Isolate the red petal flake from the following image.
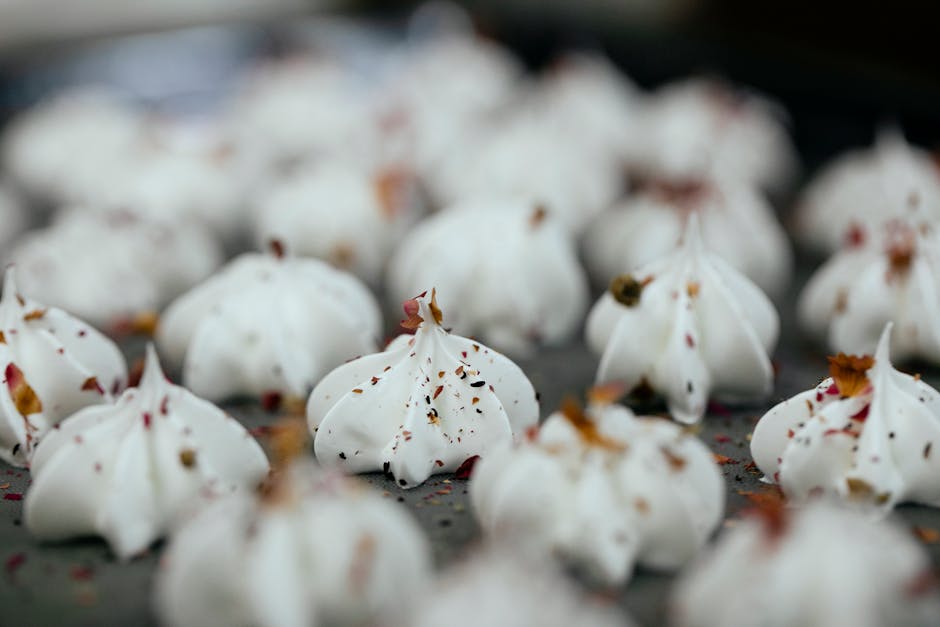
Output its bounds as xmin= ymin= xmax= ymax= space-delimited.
xmin=455 ymin=455 xmax=480 ymax=480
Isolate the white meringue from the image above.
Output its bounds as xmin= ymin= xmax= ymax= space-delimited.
xmin=529 ymin=51 xmax=638 ymax=166
xmin=157 ymin=252 xmax=381 ymax=403
xmin=309 ymin=289 xmax=538 ymax=488
xmin=425 ymin=111 xmax=623 ymax=233
xmin=796 ymin=130 xmax=940 ymax=253
xmin=0 ymin=183 xmax=27 ymax=250
xmin=1 ymin=89 xmax=142 ymax=203
xmin=407 ymin=545 xmax=633 ymax=627
xmin=250 ymin=161 xmax=422 ymax=284
xmin=155 ymin=461 xmax=431 ymax=627
xmin=799 ymin=217 xmax=940 ymax=362
xmin=586 ymin=215 xmax=779 ymax=423
xmin=670 ymin=502 xmax=940 ymax=627
xmin=7 ymin=210 xmax=222 ymax=328
xmin=380 ymin=31 xmax=522 ymax=175
xmin=25 ymin=346 xmax=268 ymax=560
xmin=387 ymin=201 xmax=589 ymax=356
xmin=627 ymin=78 xmax=797 ymax=192
xmin=752 ymin=323 xmax=940 ymax=511
xmin=0 ymin=268 xmax=127 ymax=467
xmin=583 ymin=177 xmax=792 ymax=295
xmin=471 ymin=396 xmax=724 ymax=585
xmin=76 ymin=119 xmax=244 ymax=241
xmin=228 ymin=59 xmax=380 ymax=179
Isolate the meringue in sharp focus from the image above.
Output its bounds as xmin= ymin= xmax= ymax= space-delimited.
xmin=586 ymin=214 xmax=779 ymax=423
xmin=309 ymin=289 xmax=538 ymax=488
xmin=406 ymin=544 xmax=634 ymax=627
xmin=471 ymin=392 xmax=724 ymax=584
xmin=7 ymin=210 xmax=222 ymax=329
xmin=795 ymin=130 xmax=940 ymax=253
xmin=670 ymin=501 xmax=940 ymax=627
xmin=156 ymin=460 xmax=431 ymax=627
xmin=157 ymin=251 xmax=381 ymax=404
xmin=0 ymin=268 xmax=127 ymax=467
xmin=25 ymin=345 xmax=268 ymax=559
xmin=583 ymin=177 xmax=792 ymax=295
xmin=250 ymin=161 xmax=422 ymax=284
xmin=751 ymin=323 xmax=940 ymax=511
xmin=627 ymin=78 xmax=797 ymax=192
xmin=387 ymin=201 xmax=589 ymax=356
xmin=799 ymin=216 xmax=940 ymax=363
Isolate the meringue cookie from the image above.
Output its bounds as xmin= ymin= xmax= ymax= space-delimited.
xmin=0 ymin=268 xmax=127 ymax=467
xmin=407 ymin=545 xmax=633 ymax=627
xmin=587 ymin=214 xmax=779 ymax=423
xmin=425 ymin=112 xmax=623 ymax=233
xmin=752 ymin=323 xmax=940 ymax=511
xmin=380 ymin=31 xmax=522 ymax=175
xmin=228 ymin=59 xmax=380 ymax=179
xmin=75 ymin=119 xmax=244 ymax=241
xmin=471 ymin=396 xmax=724 ymax=584
xmin=155 ymin=461 xmax=431 ymax=627
xmin=387 ymin=201 xmax=589 ymax=356
xmin=25 ymin=345 xmax=268 ymax=560
xmin=670 ymin=502 xmax=940 ymax=627
xmin=157 ymin=252 xmax=381 ymax=403
xmin=627 ymin=78 xmax=797 ymax=192
xmin=583 ymin=177 xmax=792 ymax=295
xmin=309 ymin=290 xmax=538 ymax=488
xmin=799 ymin=217 xmax=940 ymax=362
xmin=251 ymin=161 xmax=422 ymax=284
xmin=795 ymin=130 xmax=940 ymax=253
xmin=7 ymin=210 xmax=222 ymax=328
xmin=529 ymin=51 xmax=638 ymax=166
xmin=0 ymin=183 xmax=27 ymax=250
xmin=1 ymin=89 xmax=142 ymax=203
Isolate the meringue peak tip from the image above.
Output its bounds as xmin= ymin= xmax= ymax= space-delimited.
xmin=400 ymin=288 xmax=444 ymax=330
xmin=680 ymin=211 xmax=705 ymax=250
xmin=141 ymin=343 xmax=166 ymax=385
xmin=874 ymin=322 xmax=894 ymax=366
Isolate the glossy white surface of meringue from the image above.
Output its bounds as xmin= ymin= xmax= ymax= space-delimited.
xmin=471 ymin=396 xmax=724 ymax=584
xmin=309 ymin=290 xmax=538 ymax=488
xmin=752 ymin=323 xmax=940 ymax=511
xmin=387 ymin=201 xmax=589 ymax=356
xmin=583 ymin=178 xmax=792 ymax=295
xmin=251 ymin=161 xmax=422 ymax=284
xmin=7 ymin=210 xmax=222 ymax=328
xmin=671 ymin=502 xmax=940 ymax=627
xmin=407 ymin=544 xmax=634 ymax=627
xmin=155 ymin=461 xmax=431 ymax=627
xmin=25 ymin=346 xmax=268 ymax=559
xmin=0 ymin=268 xmax=127 ymax=467
xmin=627 ymin=78 xmax=797 ymax=192
xmin=586 ymin=215 xmax=779 ymax=423
xmin=157 ymin=251 xmax=381 ymax=403
xmin=796 ymin=130 xmax=940 ymax=253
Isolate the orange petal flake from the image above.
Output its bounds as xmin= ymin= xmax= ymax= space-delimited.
xmin=5 ymin=363 xmax=42 ymax=416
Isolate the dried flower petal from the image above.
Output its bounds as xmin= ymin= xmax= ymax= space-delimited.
xmin=827 ymin=353 xmax=874 ymax=398
xmin=5 ymin=363 xmax=42 ymax=416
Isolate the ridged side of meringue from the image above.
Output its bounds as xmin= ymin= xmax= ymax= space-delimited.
xmin=25 ymin=346 xmax=268 ymax=559
xmin=670 ymin=503 xmax=940 ymax=627
xmin=157 ymin=253 xmax=381 ymax=402
xmin=155 ymin=463 xmax=431 ymax=627
xmin=799 ymin=218 xmax=940 ymax=363
xmin=586 ymin=215 xmax=778 ymax=423
xmin=751 ymin=324 xmax=940 ymax=511
xmin=471 ymin=402 xmax=724 ymax=584
xmin=0 ymin=268 xmax=126 ymax=467
xmin=387 ymin=201 xmax=589 ymax=356
xmin=583 ymin=180 xmax=792 ymax=295
xmin=309 ymin=290 xmax=538 ymax=488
